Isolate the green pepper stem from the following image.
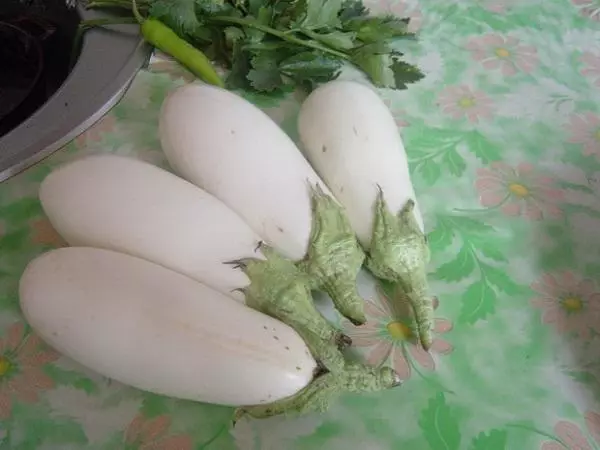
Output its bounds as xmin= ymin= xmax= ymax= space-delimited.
xmin=131 ymin=0 xmax=144 ymax=24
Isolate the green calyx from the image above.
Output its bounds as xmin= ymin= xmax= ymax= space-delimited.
xmin=234 ymin=362 xmax=400 ymax=421
xmin=365 ymin=189 xmax=433 ymax=350
xmin=299 ymin=184 xmax=367 ymax=326
xmin=228 ymin=244 xmax=349 ymax=372
xmin=228 ymin=185 xmax=401 ymax=420
xmin=230 ymin=243 xmax=400 ymax=420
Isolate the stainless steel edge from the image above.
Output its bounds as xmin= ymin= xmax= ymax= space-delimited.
xmin=0 ymin=7 xmax=151 ymax=182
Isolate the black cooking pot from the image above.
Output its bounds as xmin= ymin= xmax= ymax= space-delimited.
xmin=0 ymin=0 xmax=80 ymax=137
xmin=0 ymin=22 xmax=44 ymax=129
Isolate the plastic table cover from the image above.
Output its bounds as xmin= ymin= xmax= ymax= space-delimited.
xmin=1 ymin=0 xmax=600 ymax=448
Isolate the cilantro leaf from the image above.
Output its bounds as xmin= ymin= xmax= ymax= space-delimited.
xmin=351 ymin=42 xmax=401 ymax=88
xmin=149 ymin=0 xmax=229 ymax=36
xmin=338 ymin=0 xmax=369 ymax=21
xmin=202 ymin=27 xmax=229 ymax=62
xmin=279 ymin=51 xmax=342 ymax=81
xmin=245 ymin=6 xmax=274 ymax=43
xmin=352 ymin=52 xmax=395 ymax=88
xmin=302 ymin=30 xmax=357 ymax=51
xmin=226 ymin=40 xmax=252 ymax=89
xmin=224 ymin=26 xmax=245 ymax=46
xmin=136 ymin=0 xmax=425 ymax=92
xmin=391 ymin=56 xmax=424 ymax=89
xmin=344 ymin=15 xmax=411 ymax=43
xmin=150 ymin=0 xmax=202 ymax=35
xmin=292 ymin=0 xmax=344 ymax=29
xmin=247 ymin=53 xmax=285 ymax=91
xmin=247 ymin=0 xmax=264 ymax=16
xmin=269 ymin=0 xmax=301 ymax=29
xmin=256 ymin=6 xmax=274 ymax=25
xmin=195 ymin=0 xmax=228 ymax=14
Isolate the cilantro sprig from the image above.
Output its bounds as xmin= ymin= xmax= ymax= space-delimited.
xmin=86 ymin=0 xmax=425 ymax=92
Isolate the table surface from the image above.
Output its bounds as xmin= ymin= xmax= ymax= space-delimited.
xmin=2 ymin=0 xmax=600 ymax=448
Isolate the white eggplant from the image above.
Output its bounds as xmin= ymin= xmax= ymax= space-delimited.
xmin=38 ymin=153 xmax=349 ymax=366
xmin=39 ymin=153 xmax=258 ymax=302
xmin=297 ymin=81 xmax=433 ymax=350
xmin=298 ymin=80 xmax=424 ymax=242
xmin=159 ymin=84 xmax=324 ymax=261
xmin=19 ymin=247 xmax=317 ymax=406
xmin=159 ymin=83 xmax=368 ymax=326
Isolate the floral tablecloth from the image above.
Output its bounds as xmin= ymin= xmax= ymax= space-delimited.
xmin=2 ymin=0 xmax=600 ymax=448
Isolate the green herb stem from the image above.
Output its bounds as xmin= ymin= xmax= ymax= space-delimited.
xmin=131 ymin=0 xmax=144 ymax=24
xmin=79 ymin=17 xmax=139 ymax=30
xmin=86 ymin=0 xmax=138 ymax=10
xmin=210 ymin=16 xmax=350 ymax=60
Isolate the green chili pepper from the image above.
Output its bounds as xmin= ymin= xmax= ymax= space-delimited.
xmin=132 ymin=0 xmax=224 ymax=88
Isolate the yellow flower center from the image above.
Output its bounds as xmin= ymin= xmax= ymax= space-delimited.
xmin=0 ymin=357 xmax=11 ymax=377
xmin=563 ymin=297 xmax=583 ymax=311
xmin=495 ymin=47 xmax=510 ymax=58
xmin=458 ymin=97 xmax=475 ymax=108
xmin=386 ymin=321 xmax=413 ymax=340
xmin=509 ymin=183 xmax=529 ymax=197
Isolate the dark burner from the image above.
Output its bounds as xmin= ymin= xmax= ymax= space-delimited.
xmin=0 ymin=0 xmax=80 ymax=138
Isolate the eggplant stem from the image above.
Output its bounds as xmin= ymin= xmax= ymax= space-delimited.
xmin=299 ymin=184 xmax=367 ymax=325
xmin=365 ymin=193 xmax=433 ymax=350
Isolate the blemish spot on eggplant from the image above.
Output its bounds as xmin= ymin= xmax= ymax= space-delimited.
xmin=230 ymin=129 xmax=236 ymax=135
xmin=321 ymin=145 xmax=327 ymax=153
xmin=277 ymin=226 xmax=284 ymax=233
xmin=285 ymin=346 xmax=290 ymax=350
xmin=296 ymin=366 xmax=301 ymax=371
xmin=263 ymin=325 xmax=268 ymax=330
xmin=273 ymin=335 xmax=279 ymax=341
xmin=352 ymin=126 xmax=358 ymax=136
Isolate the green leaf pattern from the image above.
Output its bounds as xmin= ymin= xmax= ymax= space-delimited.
xmin=419 ymin=393 xmax=461 ymax=450
xmin=1 ymin=0 xmax=600 ymax=447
